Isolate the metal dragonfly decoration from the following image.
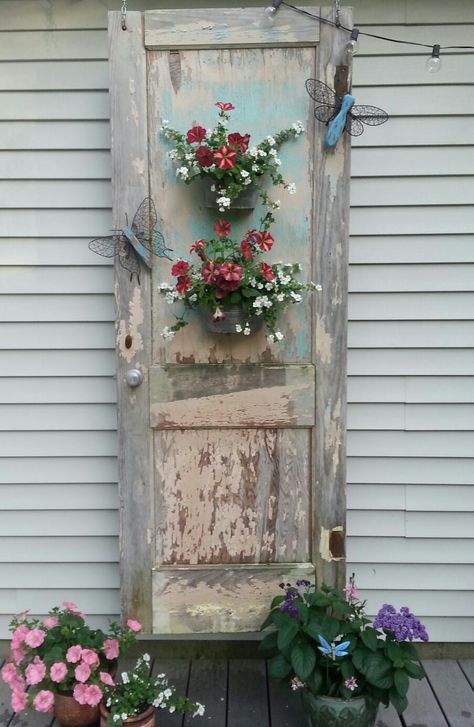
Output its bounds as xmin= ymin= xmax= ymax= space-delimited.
xmin=88 ymin=197 xmax=172 ymax=282
xmin=305 ymin=79 xmax=389 ymax=148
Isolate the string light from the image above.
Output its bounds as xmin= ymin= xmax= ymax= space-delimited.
xmin=277 ymin=1 xmax=474 ymax=53
xmin=345 ymin=27 xmax=359 ymax=56
xmin=426 ymin=44 xmax=442 ymax=73
xmin=262 ymin=0 xmax=283 ymax=26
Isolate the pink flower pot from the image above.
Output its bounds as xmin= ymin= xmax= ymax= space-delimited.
xmin=54 ymin=692 xmax=99 ymax=727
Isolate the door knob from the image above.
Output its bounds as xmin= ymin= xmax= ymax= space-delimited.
xmin=125 ymin=369 xmax=143 ymax=387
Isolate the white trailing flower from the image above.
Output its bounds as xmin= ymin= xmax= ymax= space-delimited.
xmin=193 ymin=703 xmax=205 ymax=717
xmin=240 ymin=169 xmax=250 ymax=178
xmin=275 ymin=330 xmax=284 ymax=341
xmin=252 ymin=164 xmax=260 ymax=172
xmin=176 ymin=166 xmax=189 ymax=179
xmin=167 ymin=150 xmax=177 ymax=160
xmin=266 ymin=135 xmax=276 ymax=146
xmin=189 ymin=293 xmax=198 ymax=303
xmin=243 ymin=325 xmax=251 ymax=335
xmin=217 ymin=196 xmax=231 ymax=209
xmin=276 ymin=293 xmax=285 ymax=302
xmin=121 ymin=673 xmax=129 ymax=684
xmin=235 ymin=324 xmax=243 ymax=333
xmin=274 ymin=157 xmax=281 ymax=166
xmin=290 ymin=292 xmax=302 ymax=302
xmin=287 ymin=183 xmax=297 ymax=194
xmin=249 ymin=146 xmax=259 ymax=158
xmin=159 ymin=282 xmax=172 ymax=290
xmin=292 ymin=120 xmax=305 ymax=135
xmin=210 ymin=184 xmax=216 ymax=192
xmin=257 ymin=149 xmax=267 ymax=157
xmin=272 ymin=200 xmax=281 ymax=209
xmin=269 ymin=148 xmax=277 ymax=157
xmin=161 ymin=119 xmax=169 ymax=128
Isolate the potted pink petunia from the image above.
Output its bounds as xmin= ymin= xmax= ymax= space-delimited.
xmin=1 ymin=602 xmax=142 ymax=727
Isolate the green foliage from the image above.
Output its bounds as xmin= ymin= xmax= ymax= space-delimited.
xmin=260 ymin=580 xmax=427 ymax=715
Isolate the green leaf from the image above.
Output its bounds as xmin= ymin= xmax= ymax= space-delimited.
xmin=229 ymin=292 xmax=242 ymax=304
xmin=361 ymin=628 xmax=379 ymax=653
xmin=270 ymin=595 xmax=285 ymax=609
xmin=394 ymin=669 xmax=409 ymax=697
xmin=307 ymin=669 xmax=323 ymax=694
xmin=364 ymin=653 xmax=394 ymax=690
xmin=291 ymin=643 xmax=316 ymax=680
xmin=260 ymin=612 xmax=274 ymax=631
xmin=352 ymin=647 xmax=371 ymax=674
xmin=389 ymin=687 xmax=408 ymax=714
xmin=268 ymin=654 xmax=292 ymax=679
xmin=340 ymin=660 xmax=355 ymax=680
xmin=259 ymin=630 xmax=278 ymax=652
xmin=400 ymin=641 xmax=419 ymax=659
xmin=303 ymin=617 xmax=322 ymax=641
xmin=386 ymin=640 xmax=405 ymax=664
xmin=404 ymin=661 xmax=425 ymax=680
xmin=320 ymin=616 xmax=340 ymax=642
xmin=277 ymin=619 xmax=300 ymax=651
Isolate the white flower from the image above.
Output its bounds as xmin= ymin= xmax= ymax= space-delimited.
xmin=189 ymin=293 xmax=198 ymax=303
xmin=217 ymin=196 xmax=231 ymax=208
xmin=243 ymin=326 xmax=251 ymax=335
xmin=121 ymin=672 xmax=129 ymax=683
xmin=290 ymin=292 xmax=302 ymax=303
xmin=274 ymin=157 xmax=281 ymax=166
xmin=287 ymin=183 xmax=297 ymax=194
xmin=249 ymin=277 xmax=257 ymax=287
xmin=252 ymin=164 xmax=260 ymax=172
xmin=257 ymin=149 xmax=267 ymax=157
xmin=315 ymin=283 xmax=322 ymax=291
xmin=240 ymin=169 xmax=250 ymax=178
xmin=164 ymin=689 xmax=173 ymax=699
xmin=249 ymin=146 xmax=258 ymax=158
xmin=161 ymin=119 xmax=169 ymax=127
xmin=169 ymin=706 xmax=176 ymax=714
xmin=176 ymin=166 xmax=189 ymax=179
xmin=244 ymin=177 xmax=252 ymax=185
xmin=106 ymin=699 xmax=112 ymax=707
xmin=292 ymin=120 xmax=305 ymax=135
xmin=159 ymin=282 xmax=172 ymax=290
xmin=142 ymin=653 xmax=150 ymax=662
xmin=276 ymin=293 xmax=285 ymax=302
xmin=185 ymin=153 xmax=194 ymax=161
xmin=257 ymin=282 xmax=264 ymax=290
xmin=265 ymin=282 xmax=274 ymax=290
xmin=193 ymin=703 xmax=205 ymax=717
xmin=269 ymin=148 xmax=277 ymax=157
xmin=205 ymin=128 xmax=214 ymax=139
xmin=210 ymin=184 xmax=216 ymax=192
xmin=275 ymin=330 xmax=284 ymax=341
xmin=235 ymin=324 xmax=243 ymax=333
xmin=267 ymin=334 xmax=275 ymax=343
xmin=121 ymin=714 xmax=128 ymax=721
xmin=272 ymin=200 xmax=281 ymax=209
xmin=266 ymin=135 xmax=276 ymax=146
xmin=161 ymin=326 xmax=175 ymax=340
xmin=113 ymin=716 xmax=120 ymax=723
xmin=167 ymin=149 xmax=177 ymax=160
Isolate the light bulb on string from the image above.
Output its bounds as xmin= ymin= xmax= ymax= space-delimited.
xmin=346 ymin=28 xmax=360 ymax=57
xmin=262 ymin=0 xmax=282 ymax=26
xmin=426 ymin=44 xmax=442 ymax=73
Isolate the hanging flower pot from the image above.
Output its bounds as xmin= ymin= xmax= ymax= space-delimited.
xmin=301 ymin=691 xmax=378 ymax=727
xmin=54 ymin=692 xmax=99 ymax=727
xmin=99 ymin=703 xmax=155 ymax=727
xmin=201 ymin=177 xmax=258 ymax=210
xmin=198 ymin=304 xmax=263 ymax=334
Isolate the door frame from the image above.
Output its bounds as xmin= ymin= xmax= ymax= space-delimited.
xmin=109 ymin=6 xmax=351 ymax=631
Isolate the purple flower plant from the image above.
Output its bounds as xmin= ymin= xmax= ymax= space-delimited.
xmin=279 ymin=590 xmax=299 ymax=620
xmin=373 ymin=604 xmax=429 ymax=642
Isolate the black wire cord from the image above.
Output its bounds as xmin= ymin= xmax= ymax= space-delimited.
xmin=281 ymin=1 xmax=474 ymax=51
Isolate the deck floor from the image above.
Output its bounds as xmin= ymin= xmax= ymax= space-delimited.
xmin=1 ymin=658 xmax=473 ymax=727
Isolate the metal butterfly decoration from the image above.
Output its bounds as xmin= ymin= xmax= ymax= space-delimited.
xmin=305 ymin=79 xmax=389 ymax=148
xmin=88 ymin=197 xmax=172 ymax=282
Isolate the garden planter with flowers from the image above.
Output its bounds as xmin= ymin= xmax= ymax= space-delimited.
xmin=1 ymin=602 xmax=142 ymax=727
xmin=99 ymin=654 xmax=205 ymax=727
xmin=260 ymin=576 xmax=429 ymax=726
xmin=159 ymin=218 xmax=319 ymax=342
xmin=161 ymin=101 xmax=304 ymax=213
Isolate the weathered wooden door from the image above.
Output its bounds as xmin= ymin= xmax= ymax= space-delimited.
xmin=109 ymin=6 xmax=351 ymax=633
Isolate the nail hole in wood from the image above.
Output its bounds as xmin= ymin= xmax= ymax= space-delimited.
xmin=125 ymin=335 xmax=133 ymax=349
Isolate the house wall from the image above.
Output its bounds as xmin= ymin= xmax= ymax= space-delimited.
xmin=0 ymin=0 xmax=472 ymax=641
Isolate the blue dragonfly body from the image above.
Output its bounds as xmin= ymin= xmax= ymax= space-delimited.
xmin=325 ymin=94 xmax=355 ymax=148
xmin=317 ymin=634 xmax=351 ymax=660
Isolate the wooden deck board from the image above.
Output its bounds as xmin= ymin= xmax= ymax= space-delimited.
xmin=423 ymin=659 xmax=474 ymax=727
xmin=1 ymin=657 xmax=473 ymax=727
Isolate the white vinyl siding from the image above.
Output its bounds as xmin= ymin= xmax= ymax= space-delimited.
xmin=0 ymin=0 xmax=472 ymax=642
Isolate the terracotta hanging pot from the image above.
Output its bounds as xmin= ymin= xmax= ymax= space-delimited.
xmin=198 ymin=304 xmax=263 ymax=334
xmin=99 ymin=702 xmax=155 ymax=727
xmin=54 ymin=692 xmax=99 ymax=727
xmin=201 ymin=178 xmax=258 ymax=210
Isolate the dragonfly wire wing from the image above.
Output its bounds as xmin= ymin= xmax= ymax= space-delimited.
xmin=305 ymin=78 xmax=339 ymax=107
xmin=88 ymin=234 xmax=123 ymax=258
xmin=314 ymin=103 xmax=340 ymax=125
xmin=118 ymin=238 xmax=141 ymax=279
xmin=351 ymin=104 xmax=389 ymax=126
xmin=130 ymin=196 xmax=158 ymax=245
xmin=152 ymin=230 xmax=173 ymax=260
xmin=345 ymin=113 xmax=365 ymax=137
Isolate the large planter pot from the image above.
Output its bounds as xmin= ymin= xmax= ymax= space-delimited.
xmin=199 ymin=305 xmax=263 ymax=334
xmin=202 ymin=178 xmax=258 ymax=210
xmin=54 ymin=692 xmax=99 ymax=727
xmin=301 ymin=691 xmax=378 ymax=727
xmin=99 ymin=702 xmax=155 ymax=727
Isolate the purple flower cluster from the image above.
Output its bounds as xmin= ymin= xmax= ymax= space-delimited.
xmin=373 ymin=604 xmax=429 ymax=642
xmin=279 ymin=590 xmax=299 ymax=620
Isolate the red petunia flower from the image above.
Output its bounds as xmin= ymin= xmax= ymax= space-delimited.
xmin=176 ymin=275 xmax=191 ymax=294
xmin=195 ymin=145 xmax=214 ymax=167
xmin=227 ymin=132 xmax=251 ymax=154
xmin=190 ymin=239 xmax=206 ymax=259
xmin=214 ymin=220 xmax=231 ymax=238
xmin=171 ymin=260 xmax=189 ymax=277
xmin=212 ymin=306 xmax=226 ymax=321
xmin=257 ymin=231 xmax=274 ymax=253
xmin=214 ymin=145 xmax=237 ymax=170
xmin=260 ymin=262 xmax=275 ymax=282
xmin=215 ymin=102 xmax=235 ymax=112
xmin=219 ymin=262 xmax=242 ymax=283
xmin=186 ymin=125 xmax=206 ymax=144
xmin=201 ymin=261 xmax=219 ymax=285
xmin=240 ymin=241 xmax=252 ymax=260
xmin=244 ymin=229 xmax=260 ymax=245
